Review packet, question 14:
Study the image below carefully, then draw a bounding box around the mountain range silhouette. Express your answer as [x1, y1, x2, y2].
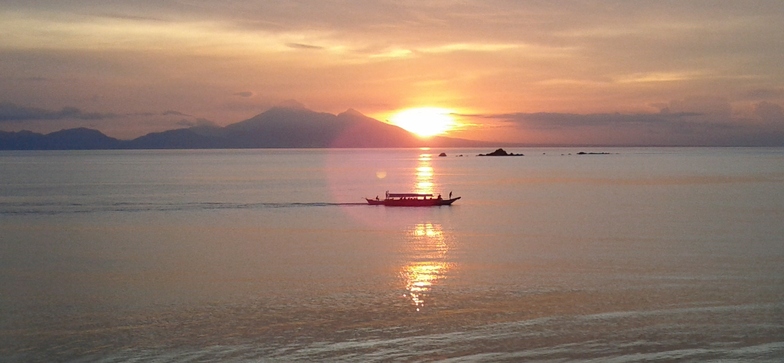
[0, 104, 493, 150]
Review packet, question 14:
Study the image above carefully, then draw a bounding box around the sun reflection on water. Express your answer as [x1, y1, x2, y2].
[415, 153, 435, 195]
[401, 223, 450, 311]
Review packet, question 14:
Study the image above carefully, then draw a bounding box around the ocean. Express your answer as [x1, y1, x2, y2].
[1, 147, 783, 362]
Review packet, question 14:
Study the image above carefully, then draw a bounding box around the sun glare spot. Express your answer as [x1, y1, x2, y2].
[391, 107, 455, 138]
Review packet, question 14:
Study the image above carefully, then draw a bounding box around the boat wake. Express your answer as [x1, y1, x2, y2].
[1, 201, 368, 215]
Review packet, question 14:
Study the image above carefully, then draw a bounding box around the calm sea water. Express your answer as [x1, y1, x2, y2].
[1, 148, 783, 362]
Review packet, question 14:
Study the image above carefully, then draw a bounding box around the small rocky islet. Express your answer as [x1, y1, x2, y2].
[477, 148, 524, 156]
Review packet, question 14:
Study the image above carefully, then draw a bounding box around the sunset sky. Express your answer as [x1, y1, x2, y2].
[2, 1, 784, 145]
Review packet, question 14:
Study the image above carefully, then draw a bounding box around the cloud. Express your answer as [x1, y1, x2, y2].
[480, 111, 701, 130]
[232, 91, 254, 98]
[745, 88, 784, 100]
[662, 96, 732, 118]
[286, 43, 324, 50]
[175, 118, 219, 128]
[95, 12, 168, 23]
[470, 108, 784, 146]
[754, 101, 784, 122]
[0, 102, 118, 122]
[162, 110, 192, 116]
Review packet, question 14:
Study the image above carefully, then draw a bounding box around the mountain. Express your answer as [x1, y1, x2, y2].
[222, 105, 425, 148]
[124, 126, 229, 149]
[0, 104, 496, 149]
[0, 127, 121, 150]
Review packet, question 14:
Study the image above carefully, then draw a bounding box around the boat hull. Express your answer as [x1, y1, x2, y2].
[365, 197, 460, 206]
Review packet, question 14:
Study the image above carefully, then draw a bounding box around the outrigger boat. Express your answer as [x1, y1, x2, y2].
[366, 192, 460, 206]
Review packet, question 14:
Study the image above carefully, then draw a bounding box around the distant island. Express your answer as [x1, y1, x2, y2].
[0, 104, 501, 150]
[477, 148, 524, 156]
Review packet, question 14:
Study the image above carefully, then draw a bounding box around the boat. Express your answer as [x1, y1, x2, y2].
[366, 192, 461, 206]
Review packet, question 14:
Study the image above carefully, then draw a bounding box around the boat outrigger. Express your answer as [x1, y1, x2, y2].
[366, 192, 461, 206]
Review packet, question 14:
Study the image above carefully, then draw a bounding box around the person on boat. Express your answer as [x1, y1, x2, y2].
[437, 194, 442, 200]
[449, 191, 452, 199]
[376, 196, 379, 200]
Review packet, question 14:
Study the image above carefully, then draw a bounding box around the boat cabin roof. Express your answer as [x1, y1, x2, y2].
[387, 193, 433, 198]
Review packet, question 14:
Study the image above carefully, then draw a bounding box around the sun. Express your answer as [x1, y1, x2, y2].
[390, 107, 455, 138]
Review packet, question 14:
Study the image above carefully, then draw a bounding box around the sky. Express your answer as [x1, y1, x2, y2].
[1, 0, 784, 146]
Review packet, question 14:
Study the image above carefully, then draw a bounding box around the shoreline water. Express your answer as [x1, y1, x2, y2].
[2, 147, 783, 361]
